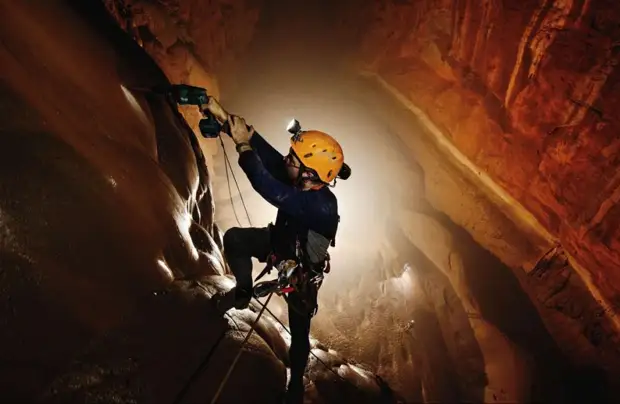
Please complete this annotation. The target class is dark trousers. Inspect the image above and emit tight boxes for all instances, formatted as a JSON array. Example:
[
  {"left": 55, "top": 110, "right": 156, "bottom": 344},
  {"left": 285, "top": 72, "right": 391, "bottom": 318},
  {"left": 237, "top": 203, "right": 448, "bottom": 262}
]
[{"left": 223, "top": 227, "right": 312, "bottom": 403}]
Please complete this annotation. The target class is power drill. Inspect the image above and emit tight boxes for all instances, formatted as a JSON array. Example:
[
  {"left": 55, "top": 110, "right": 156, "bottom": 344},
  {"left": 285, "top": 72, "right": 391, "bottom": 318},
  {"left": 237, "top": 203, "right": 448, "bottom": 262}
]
[{"left": 167, "top": 84, "right": 232, "bottom": 138}]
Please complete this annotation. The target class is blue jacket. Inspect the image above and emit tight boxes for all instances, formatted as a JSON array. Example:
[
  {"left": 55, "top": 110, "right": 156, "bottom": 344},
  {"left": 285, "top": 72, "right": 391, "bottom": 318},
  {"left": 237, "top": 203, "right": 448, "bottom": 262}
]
[{"left": 237, "top": 133, "right": 339, "bottom": 259}]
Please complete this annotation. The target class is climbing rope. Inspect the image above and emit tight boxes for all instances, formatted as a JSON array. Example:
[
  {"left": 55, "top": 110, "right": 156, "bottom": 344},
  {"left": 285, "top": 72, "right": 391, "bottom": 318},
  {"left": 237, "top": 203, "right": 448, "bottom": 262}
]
[
  {"left": 250, "top": 297, "right": 402, "bottom": 403},
  {"left": 171, "top": 137, "right": 263, "bottom": 404},
  {"left": 250, "top": 296, "right": 351, "bottom": 385},
  {"left": 209, "top": 292, "right": 274, "bottom": 404},
  {"left": 171, "top": 284, "right": 273, "bottom": 404},
  {"left": 218, "top": 134, "right": 253, "bottom": 227},
  {"left": 171, "top": 314, "right": 229, "bottom": 404}
]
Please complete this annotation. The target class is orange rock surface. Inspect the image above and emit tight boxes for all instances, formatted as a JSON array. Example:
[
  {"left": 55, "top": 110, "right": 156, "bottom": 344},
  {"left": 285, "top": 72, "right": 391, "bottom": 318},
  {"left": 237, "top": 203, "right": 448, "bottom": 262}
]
[{"left": 353, "top": 0, "right": 620, "bottom": 334}]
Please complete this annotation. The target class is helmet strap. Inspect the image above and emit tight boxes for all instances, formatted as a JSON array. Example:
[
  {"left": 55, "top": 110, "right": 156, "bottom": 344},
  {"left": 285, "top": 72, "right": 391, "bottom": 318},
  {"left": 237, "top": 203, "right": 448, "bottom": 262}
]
[
  {"left": 293, "top": 167, "right": 305, "bottom": 187},
  {"left": 288, "top": 149, "right": 325, "bottom": 189}
]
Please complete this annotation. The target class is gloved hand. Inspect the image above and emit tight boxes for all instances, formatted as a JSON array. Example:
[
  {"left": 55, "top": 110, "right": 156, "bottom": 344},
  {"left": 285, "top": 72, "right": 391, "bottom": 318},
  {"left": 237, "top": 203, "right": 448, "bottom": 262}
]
[
  {"left": 204, "top": 96, "right": 229, "bottom": 123},
  {"left": 228, "top": 114, "right": 255, "bottom": 145}
]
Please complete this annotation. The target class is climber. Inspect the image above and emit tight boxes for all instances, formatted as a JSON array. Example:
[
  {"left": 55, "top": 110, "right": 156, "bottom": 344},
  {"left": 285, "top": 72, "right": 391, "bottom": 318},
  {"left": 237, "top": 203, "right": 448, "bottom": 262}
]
[{"left": 206, "top": 96, "right": 344, "bottom": 404}]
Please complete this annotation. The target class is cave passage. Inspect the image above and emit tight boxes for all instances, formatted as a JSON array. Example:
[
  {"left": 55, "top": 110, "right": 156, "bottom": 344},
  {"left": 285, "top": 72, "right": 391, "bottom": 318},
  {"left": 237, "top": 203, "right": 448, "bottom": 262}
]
[{"left": 2, "top": 0, "right": 619, "bottom": 403}]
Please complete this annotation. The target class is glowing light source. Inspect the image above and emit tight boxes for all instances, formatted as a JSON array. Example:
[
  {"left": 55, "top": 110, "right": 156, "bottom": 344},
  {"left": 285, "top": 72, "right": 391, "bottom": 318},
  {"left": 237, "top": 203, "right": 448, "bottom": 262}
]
[{"left": 286, "top": 118, "right": 301, "bottom": 135}]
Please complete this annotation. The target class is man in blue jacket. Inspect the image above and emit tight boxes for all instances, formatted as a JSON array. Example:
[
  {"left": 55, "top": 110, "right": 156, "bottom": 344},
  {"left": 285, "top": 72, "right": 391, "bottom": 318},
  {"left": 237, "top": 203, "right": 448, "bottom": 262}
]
[{"left": 206, "top": 98, "right": 346, "bottom": 403}]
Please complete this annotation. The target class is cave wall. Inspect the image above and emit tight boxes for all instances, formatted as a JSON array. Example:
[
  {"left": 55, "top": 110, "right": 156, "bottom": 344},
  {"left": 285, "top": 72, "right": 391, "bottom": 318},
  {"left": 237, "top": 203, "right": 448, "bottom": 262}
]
[
  {"left": 353, "top": 0, "right": 620, "bottom": 319},
  {"left": 340, "top": 0, "right": 620, "bottom": 385}
]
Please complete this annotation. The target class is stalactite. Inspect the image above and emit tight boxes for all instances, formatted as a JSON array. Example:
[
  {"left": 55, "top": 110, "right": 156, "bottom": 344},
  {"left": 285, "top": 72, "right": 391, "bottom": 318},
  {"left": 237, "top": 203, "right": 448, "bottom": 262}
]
[
  {"left": 574, "top": 0, "right": 592, "bottom": 27},
  {"left": 470, "top": 0, "right": 502, "bottom": 77},
  {"left": 457, "top": 0, "right": 474, "bottom": 63}
]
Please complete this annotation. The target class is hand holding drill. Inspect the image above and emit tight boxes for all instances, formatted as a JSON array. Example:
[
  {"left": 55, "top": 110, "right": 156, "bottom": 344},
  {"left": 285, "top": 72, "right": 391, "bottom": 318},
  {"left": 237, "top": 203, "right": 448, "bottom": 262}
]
[
  {"left": 167, "top": 84, "right": 253, "bottom": 145},
  {"left": 203, "top": 96, "right": 228, "bottom": 124},
  {"left": 204, "top": 97, "right": 254, "bottom": 145}
]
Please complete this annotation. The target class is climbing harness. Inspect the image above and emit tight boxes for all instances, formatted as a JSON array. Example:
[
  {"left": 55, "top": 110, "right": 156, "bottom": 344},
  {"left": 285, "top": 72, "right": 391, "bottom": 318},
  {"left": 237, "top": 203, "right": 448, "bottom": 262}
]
[
  {"left": 253, "top": 234, "right": 332, "bottom": 318},
  {"left": 253, "top": 258, "right": 300, "bottom": 298},
  {"left": 218, "top": 133, "right": 253, "bottom": 227}
]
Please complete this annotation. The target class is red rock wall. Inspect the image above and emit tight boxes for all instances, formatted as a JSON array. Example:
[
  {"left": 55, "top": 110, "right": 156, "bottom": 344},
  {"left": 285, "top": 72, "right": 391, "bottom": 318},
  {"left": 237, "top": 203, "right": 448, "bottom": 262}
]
[{"left": 353, "top": 0, "right": 620, "bottom": 318}]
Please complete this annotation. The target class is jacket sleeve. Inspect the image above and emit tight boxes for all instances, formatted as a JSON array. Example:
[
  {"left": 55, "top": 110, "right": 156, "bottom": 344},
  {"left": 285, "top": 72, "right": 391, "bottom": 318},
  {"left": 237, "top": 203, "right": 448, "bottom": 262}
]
[
  {"left": 249, "top": 132, "right": 286, "bottom": 175},
  {"left": 238, "top": 149, "right": 309, "bottom": 216}
]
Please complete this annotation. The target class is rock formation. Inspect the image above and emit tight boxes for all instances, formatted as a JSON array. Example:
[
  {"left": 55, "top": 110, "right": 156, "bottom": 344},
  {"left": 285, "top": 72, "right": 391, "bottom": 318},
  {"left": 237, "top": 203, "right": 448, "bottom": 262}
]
[
  {"left": 354, "top": 0, "right": 620, "bottom": 320},
  {"left": 341, "top": 0, "right": 620, "bottom": 400}
]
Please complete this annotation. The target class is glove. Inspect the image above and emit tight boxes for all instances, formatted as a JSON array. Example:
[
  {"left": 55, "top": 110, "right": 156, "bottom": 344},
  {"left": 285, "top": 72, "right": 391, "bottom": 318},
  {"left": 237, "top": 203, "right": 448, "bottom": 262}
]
[
  {"left": 204, "top": 96, "right": 229, "bottom": 123},
  {"left": 228, "top": 115, "right": 255, "bottom": 146}
]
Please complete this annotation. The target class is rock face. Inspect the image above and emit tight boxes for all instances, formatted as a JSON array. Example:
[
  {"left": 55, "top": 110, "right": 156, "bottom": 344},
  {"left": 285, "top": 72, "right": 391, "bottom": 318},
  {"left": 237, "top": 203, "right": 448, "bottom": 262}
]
[
  {"left": 341, "top": 0, "right": 620, "bottom": 397},
  {"left": 354, "top": 0, "right": 620, "bottom": 314},
  {"left": 0, "top": 1, "right": 398, "bottom": 403}
]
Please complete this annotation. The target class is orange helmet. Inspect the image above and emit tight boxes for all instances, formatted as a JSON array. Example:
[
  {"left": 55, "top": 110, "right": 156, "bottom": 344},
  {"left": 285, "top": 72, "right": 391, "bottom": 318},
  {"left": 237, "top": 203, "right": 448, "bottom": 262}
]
[{"left": 290, "top": 130, "right": 344, "bottom": 183}]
